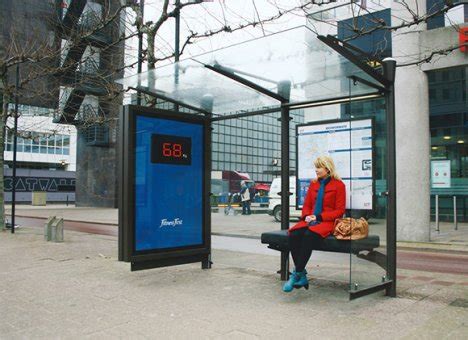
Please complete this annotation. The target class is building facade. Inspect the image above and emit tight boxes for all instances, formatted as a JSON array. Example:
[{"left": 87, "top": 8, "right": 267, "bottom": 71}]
[
  {"left": 1, "top": 0, "right": 125, "bottom": 206},
  {"left": 54, "top": 0, "right": 125, "bottom": 208},
  {"left": 306, "top": 0, "right": 467, "bottom": 241},
  {"left": 211, "top": 111, "right": 304, "bottom": 184},
  {"left": 1, "top": 1, "right": 78, "bottom": 203},
  {"left": 5, "top": 110, "right": 77, "bottom": 171}
]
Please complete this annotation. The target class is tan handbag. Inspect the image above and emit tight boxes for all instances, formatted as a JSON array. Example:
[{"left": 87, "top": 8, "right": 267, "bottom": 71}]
[{"left": 333, "top": 217, "right": 369, "bottom": 240}]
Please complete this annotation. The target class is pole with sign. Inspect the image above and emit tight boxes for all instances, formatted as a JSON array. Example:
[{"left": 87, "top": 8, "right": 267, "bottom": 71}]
[{"left": 431, "top": 160, "right": 451, "bottom": 188}]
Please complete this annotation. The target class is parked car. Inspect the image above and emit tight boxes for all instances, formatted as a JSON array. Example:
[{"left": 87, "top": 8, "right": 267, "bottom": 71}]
[{"left": 267, "top": 176, "right": 302, "bottom": 222}]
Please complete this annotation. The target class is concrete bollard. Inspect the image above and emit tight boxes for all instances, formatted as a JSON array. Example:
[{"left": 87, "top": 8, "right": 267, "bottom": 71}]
[
  {"left": 50, "top": 218, "right": 64, "bottom": 242},
  {"left": 44, "top": 216, "right": 56, "bottom": 241},
  {"left": 44, "top": 216, "right": 64, "bottom": 242}
]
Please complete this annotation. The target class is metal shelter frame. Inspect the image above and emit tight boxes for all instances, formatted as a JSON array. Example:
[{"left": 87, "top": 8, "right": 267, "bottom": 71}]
[{"left": 119, "top": 31, "right": 397, "bottom": 299}]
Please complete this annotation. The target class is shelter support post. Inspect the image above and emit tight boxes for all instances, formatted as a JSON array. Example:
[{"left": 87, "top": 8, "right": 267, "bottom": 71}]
[
  {"left": 278, "top": 81, "right": 291, "bottom": 281},
  {"left": 383, "top": 58, "right": 397, "bottom": 297},
  {"left": 174, "top": 0, "right": 180, "bottom": 112},
  {"left": 201, "top": 94, "right": 214, "bottom": 270}
]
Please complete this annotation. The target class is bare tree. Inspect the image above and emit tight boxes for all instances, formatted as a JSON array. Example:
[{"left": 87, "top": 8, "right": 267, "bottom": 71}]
[
  {"left": 305, "top": 0, "right": 467, "bottom": 66},
  {"left": 125, "top": 0, "right": 338, "bottom": 70},
  {"left": 0, "top": 0, "right": 140, "bottom": 228}
]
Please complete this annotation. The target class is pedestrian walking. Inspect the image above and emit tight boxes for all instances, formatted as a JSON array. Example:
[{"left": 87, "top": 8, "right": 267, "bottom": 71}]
[{"left": 240, "top": 181, "right": 251, "bottom": 215}]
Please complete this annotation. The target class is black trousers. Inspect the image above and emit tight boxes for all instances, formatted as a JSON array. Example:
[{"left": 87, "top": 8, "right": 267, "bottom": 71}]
[
  {"left": 288, "top": 228, "right": 324, "bottom": 272},
  {"left": 241, "top": 200, "right": 251, "bottom": 214}
]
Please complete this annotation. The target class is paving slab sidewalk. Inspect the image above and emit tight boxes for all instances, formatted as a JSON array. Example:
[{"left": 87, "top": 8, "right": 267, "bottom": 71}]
[{"left": 1, "top": 227, "right": 467, "bottom": 339}]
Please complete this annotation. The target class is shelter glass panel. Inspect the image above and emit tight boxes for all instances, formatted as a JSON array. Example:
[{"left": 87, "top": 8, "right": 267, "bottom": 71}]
[
  {"left": 196, "top": 26, "right": 383, "bottom": 106},
  {"left": 347, "top": 82, "right": 389, "bottom": 294},
  {"left": 117, "top": 59, "right": 280, "bottom": 115}
]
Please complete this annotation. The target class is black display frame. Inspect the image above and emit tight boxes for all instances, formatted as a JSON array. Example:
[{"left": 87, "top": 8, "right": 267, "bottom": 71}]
[{"left": 119, "top": 105, "right": 211, "bottom": 271}]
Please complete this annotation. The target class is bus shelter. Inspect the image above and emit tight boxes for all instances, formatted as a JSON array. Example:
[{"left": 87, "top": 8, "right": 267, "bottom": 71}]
[{"left": 117, "top": 26, "right": 397, "bottom": 300}]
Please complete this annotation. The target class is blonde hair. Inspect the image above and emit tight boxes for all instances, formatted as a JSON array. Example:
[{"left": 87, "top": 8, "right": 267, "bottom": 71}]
[{"left": 314, "top": 155, "right": 341, "bottom": 180}]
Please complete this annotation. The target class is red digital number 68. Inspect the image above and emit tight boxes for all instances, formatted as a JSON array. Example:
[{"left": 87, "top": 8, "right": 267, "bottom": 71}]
[
  {"left": 162, "top": 143, "right": 183, "bottom": 157},
  {"left": 162, "top": 143, "right": 172, "bottom": 156}
]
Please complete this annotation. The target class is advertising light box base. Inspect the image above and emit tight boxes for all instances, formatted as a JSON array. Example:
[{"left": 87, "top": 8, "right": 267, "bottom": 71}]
[{"left": 119, "top": 106, "right": 211, "bottom": 271}]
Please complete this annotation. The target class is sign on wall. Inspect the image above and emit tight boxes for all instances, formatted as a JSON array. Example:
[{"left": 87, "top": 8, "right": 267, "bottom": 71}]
[
  {"left": 296, "top": 118, "right": 374, "bottom": 210},
  {"left": 431, "top": 160, "right": 451, "bottom": 188}
]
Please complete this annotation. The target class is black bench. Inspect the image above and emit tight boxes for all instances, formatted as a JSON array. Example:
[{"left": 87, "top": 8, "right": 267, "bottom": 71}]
[{"left": 261, "top": 230, "right": 385, "bottom": 269}]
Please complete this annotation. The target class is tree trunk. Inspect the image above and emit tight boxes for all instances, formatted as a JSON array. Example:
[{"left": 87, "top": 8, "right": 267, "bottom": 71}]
[
  {"left": 0, "top": 87, "right": 9, "bottom": 230},
  {"left": 147, "top": 31, "right": 156, "bottom": 70}
]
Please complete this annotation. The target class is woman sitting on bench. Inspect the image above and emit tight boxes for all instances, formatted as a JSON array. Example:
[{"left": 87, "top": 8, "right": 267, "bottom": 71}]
[{"left": 283, "top": 156, "right": 346, "bottom": 292}]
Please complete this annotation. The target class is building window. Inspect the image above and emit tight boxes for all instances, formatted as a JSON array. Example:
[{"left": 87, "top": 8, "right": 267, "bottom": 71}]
[
  {"left": 427, "top": 0, "right": 467, "bottom": 29},
  {"left": 428, "top": 66, "right": 468, "bottom": 222},
  {"left": 5, "top": 131, "right": 71, "bottom": 156},
  {"left": 337, "top": 9, "right": 392, "bottom": 59}
]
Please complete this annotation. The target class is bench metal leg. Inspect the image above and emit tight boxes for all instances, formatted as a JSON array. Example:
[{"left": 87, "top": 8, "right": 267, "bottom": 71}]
[{"left": 280, "top": 251, "right": 289, "bottom": 281}]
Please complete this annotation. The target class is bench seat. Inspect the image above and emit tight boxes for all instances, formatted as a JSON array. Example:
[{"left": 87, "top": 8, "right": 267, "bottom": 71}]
[{"left": 261, "top": 230, "right": 380, "bottom": 254}]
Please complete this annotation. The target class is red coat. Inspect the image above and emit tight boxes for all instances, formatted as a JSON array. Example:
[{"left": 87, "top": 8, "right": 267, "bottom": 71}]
[{"left": 289, "top": 178, "right": 346, "bottom": 238}]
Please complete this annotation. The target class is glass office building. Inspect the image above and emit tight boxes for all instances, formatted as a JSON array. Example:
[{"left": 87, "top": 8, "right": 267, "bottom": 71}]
[
  {"left": 212, "top": 110, "right": 304, "bottom": 183},
  {"left": 429, "top": 66, "right": 468, "bottom": 222}
]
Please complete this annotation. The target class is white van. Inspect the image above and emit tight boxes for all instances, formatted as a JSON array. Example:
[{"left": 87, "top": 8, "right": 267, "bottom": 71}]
[{"left": 267, "top": 176, "right": 302, "bottom": 222}]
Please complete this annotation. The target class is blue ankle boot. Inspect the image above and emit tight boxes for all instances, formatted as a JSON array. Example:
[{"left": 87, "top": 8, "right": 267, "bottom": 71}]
[
  {"left": 293, "top": 270, "right": 309, "bottom": 290},
  {"left": 282, "top": 270, "right": 300, "bottom": 293}
]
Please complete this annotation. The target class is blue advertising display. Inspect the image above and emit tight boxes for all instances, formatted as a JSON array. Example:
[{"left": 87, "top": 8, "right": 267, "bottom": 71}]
[{"left": 134, "top": 115, "right": 204, "bottom": 251}]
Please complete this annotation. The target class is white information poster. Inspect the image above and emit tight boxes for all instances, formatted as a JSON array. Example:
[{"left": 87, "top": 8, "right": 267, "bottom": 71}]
[
  {"left": 431, "top": 160, "right": 451, "bottom": 188},
  {"left": 297, "top": 119, "right": 373, "bottom": 210}
]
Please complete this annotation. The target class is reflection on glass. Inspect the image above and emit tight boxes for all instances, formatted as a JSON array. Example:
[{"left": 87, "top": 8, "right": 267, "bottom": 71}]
[{"left": 428, "top": 66, "right": 467, "bottom": 222}]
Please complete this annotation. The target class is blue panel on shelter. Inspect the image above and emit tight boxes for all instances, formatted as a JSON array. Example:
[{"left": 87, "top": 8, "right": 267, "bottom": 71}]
[{"left": 134, "top": 115, "right": 203, "bottom": 251}]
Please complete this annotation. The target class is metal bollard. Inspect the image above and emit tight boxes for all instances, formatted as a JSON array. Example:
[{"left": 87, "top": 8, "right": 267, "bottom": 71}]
[
  {"left": 453, "top": 196, "right": 458, "bottom": 231},
  {"left": 435, "top": 194, "right": 439, "bottom": 232}
]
